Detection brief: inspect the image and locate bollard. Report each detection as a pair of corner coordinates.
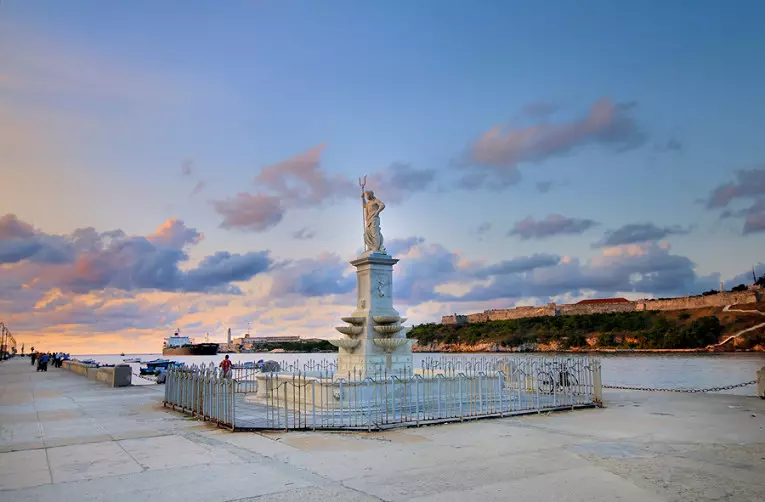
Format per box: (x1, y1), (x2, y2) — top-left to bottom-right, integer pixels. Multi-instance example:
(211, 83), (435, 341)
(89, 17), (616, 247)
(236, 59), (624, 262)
(758, 366), (765, 400)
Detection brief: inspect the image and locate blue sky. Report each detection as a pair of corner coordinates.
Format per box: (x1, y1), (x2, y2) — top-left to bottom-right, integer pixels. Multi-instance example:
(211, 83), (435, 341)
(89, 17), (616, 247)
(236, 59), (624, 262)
(2, 1), (765, 352)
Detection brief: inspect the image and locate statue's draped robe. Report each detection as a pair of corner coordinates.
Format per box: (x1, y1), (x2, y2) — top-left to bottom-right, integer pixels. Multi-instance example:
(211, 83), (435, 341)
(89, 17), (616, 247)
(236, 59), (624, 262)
(364, 201), (384, 252)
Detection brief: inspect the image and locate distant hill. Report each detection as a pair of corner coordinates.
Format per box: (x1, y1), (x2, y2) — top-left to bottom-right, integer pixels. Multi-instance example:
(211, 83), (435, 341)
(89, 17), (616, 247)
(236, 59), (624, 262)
(408, 302), (765, 352)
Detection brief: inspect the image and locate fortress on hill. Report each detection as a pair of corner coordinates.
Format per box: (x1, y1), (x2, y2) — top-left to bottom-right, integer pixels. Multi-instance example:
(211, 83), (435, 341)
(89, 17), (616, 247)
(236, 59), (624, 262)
(441, 289), (762, 325)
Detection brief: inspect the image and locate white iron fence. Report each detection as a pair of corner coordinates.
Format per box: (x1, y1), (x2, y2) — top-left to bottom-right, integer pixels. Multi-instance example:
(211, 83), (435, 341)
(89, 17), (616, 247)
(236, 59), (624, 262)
(163, 365), (236, 429)
(163, 356), (602, 431)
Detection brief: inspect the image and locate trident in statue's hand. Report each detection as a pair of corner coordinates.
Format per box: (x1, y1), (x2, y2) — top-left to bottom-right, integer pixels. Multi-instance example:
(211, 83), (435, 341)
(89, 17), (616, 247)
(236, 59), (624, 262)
(358, 175), (367, 197)
(359, 175), (367, 248)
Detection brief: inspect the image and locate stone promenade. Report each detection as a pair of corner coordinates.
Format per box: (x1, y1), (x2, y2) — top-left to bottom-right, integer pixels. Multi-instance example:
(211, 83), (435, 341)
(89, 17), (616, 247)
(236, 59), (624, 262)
(1, 358), (763, 501)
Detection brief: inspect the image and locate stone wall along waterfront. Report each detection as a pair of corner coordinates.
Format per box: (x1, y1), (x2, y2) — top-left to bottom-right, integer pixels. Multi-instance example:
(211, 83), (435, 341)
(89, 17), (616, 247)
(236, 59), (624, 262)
(62, 360), (131, 387)
(442, 291), (761, 325)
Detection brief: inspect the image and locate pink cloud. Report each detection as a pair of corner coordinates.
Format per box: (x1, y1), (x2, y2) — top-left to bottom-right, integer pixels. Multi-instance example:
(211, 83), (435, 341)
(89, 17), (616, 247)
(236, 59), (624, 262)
(465, 99), (646, 187)
(147, 218), (203, 249)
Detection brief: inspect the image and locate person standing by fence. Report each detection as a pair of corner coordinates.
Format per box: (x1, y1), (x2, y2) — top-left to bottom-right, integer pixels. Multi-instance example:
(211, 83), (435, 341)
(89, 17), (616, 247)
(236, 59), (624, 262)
(219, 355), (232, 377)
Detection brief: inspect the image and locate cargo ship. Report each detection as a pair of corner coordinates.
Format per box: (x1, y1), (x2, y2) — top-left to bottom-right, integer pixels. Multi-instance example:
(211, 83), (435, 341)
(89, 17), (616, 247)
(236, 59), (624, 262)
(162, 331), (219, 356)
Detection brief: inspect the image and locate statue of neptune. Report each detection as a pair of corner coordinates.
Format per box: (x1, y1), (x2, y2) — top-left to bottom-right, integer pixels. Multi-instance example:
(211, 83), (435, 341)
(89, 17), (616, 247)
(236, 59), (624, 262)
(363, 190), (386, 253)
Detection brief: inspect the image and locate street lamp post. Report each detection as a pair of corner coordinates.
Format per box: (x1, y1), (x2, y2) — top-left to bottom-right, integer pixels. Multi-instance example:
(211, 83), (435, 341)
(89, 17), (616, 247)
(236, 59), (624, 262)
(0, 323), (6, 361)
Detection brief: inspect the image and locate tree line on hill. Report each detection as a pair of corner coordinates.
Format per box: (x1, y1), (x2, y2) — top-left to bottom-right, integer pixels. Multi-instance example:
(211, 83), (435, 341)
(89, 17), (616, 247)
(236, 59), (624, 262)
(407, 311), (731, 350)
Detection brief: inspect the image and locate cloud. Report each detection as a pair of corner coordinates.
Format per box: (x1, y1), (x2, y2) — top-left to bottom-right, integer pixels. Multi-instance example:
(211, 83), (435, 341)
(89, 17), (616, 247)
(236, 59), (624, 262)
(385, 236), (425, 257)
(212, 145), (355, 232)
(254, 145), (354, 204)
(6, 227), (750, 352)
(1, 215), (271, 294)
(269, 253), (355, 297)
(367, 163), (437, 203)
(508, 214), (599, 240)
(293, 227), (315, 240)
(476, 222), (491, 234)
(655, 138), (683, 153)
(191, 180), (207, 195)
(19, 292), (182, 334)
(181, 159), (193, 176)
(147, 218), (203, 249)
(449, 241), (715, 302)
(594, 223), (691, 247)
(473, 222), (491, 241)
(0, 214), (36, 240)
(464, 99), (646, 188)
(273, 237), (721, 307)
(704, 166), (765, 235)
(472, 254), (561, 279)
(743, 198), (765, 235)
(0, 215), (72, 265)
(213, 193), (285, 232)
(183, 251), (271, 293)
(213, 146), (435, 232)
(705, 166), (765, 208)
(535, 181), (554, 193)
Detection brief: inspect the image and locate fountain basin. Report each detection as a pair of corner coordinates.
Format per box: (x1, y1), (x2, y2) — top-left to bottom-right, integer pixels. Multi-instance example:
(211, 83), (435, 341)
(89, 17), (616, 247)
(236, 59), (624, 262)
(335, 325), (364, 336)
(328, 339), (361, 351)
(341, 316), (366, 325)
(372, 338), (408, 353)
(373, 324), (404, 336)
(373, 315), (401, 324)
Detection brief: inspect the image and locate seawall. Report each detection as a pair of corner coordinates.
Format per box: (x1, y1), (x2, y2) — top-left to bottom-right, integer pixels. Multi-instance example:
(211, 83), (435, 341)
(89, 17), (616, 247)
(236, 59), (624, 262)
(442, 290), (761, 325)
(62, 360), (131, 387)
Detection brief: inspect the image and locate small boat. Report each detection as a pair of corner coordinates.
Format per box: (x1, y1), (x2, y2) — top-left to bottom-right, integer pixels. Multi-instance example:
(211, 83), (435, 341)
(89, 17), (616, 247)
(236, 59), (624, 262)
(140, 359), (184, 375)
(144, 358), (174, 367)
(123, 358), (142, 363)
(120, 352), (125, 356)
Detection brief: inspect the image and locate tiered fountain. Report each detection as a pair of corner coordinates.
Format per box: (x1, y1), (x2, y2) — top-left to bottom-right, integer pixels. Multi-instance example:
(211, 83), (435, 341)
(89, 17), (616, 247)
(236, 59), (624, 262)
(328, 186), (413, 378)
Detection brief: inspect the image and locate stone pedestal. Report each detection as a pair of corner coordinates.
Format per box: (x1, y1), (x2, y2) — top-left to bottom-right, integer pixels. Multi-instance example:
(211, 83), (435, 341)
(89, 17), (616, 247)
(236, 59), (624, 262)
(333, 251), (413, 379)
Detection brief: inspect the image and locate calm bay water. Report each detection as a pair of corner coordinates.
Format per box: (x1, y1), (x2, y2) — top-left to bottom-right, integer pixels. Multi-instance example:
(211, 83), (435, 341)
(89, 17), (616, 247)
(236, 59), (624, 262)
(75, 352), (765, 396)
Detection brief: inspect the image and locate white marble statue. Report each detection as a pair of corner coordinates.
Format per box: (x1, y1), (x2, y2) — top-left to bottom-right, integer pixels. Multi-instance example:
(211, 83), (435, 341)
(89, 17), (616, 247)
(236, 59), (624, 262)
(363, 190), (386, 253)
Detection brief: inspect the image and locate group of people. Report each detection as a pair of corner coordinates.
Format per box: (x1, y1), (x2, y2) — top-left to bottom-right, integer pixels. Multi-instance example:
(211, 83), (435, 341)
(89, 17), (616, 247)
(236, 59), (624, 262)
(30, 352), (68, 371)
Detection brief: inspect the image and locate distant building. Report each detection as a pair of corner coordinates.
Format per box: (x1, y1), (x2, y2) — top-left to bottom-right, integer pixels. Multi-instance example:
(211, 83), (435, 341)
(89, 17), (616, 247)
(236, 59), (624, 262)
(250, 335), (302, 345)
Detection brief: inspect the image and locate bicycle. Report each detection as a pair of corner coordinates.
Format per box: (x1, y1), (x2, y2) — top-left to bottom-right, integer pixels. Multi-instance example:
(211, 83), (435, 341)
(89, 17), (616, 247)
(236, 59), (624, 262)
(536, 361), (579, 394)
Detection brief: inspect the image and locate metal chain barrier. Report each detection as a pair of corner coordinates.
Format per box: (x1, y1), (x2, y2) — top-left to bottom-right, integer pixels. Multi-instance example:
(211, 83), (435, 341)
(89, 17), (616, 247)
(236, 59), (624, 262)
(133, 371), (158, 383)
(603, 380), (757, 393)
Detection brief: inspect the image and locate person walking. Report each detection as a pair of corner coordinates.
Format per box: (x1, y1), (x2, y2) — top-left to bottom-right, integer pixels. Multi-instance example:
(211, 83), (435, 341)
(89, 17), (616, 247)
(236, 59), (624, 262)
(37, 353), (49, 372)
(219, 354), (232, 377)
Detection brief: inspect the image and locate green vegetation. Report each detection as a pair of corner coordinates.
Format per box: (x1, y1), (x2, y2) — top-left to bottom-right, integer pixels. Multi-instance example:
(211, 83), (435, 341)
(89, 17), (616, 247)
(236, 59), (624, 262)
(248, 340), (335, 352)
(408, 311), (726, 350)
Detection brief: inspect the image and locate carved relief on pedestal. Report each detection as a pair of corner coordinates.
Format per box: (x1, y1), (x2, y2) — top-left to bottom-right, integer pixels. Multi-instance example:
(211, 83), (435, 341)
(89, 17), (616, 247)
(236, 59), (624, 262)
(375, 277), (390, 298)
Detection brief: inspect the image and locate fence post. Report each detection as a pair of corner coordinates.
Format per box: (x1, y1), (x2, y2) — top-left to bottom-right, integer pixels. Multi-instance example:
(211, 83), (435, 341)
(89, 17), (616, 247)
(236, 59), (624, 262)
(593, 360), (603, 406)
(311, 379), (316, 430)
(231, 377), (236, 430)
(498, 372), (504, 417)
(458, 375), (464, 422)
(415, 376), (420, 427)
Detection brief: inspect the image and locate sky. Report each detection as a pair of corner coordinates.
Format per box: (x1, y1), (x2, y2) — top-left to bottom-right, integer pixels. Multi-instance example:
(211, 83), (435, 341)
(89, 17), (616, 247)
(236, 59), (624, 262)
(2, 0), (765, 353)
